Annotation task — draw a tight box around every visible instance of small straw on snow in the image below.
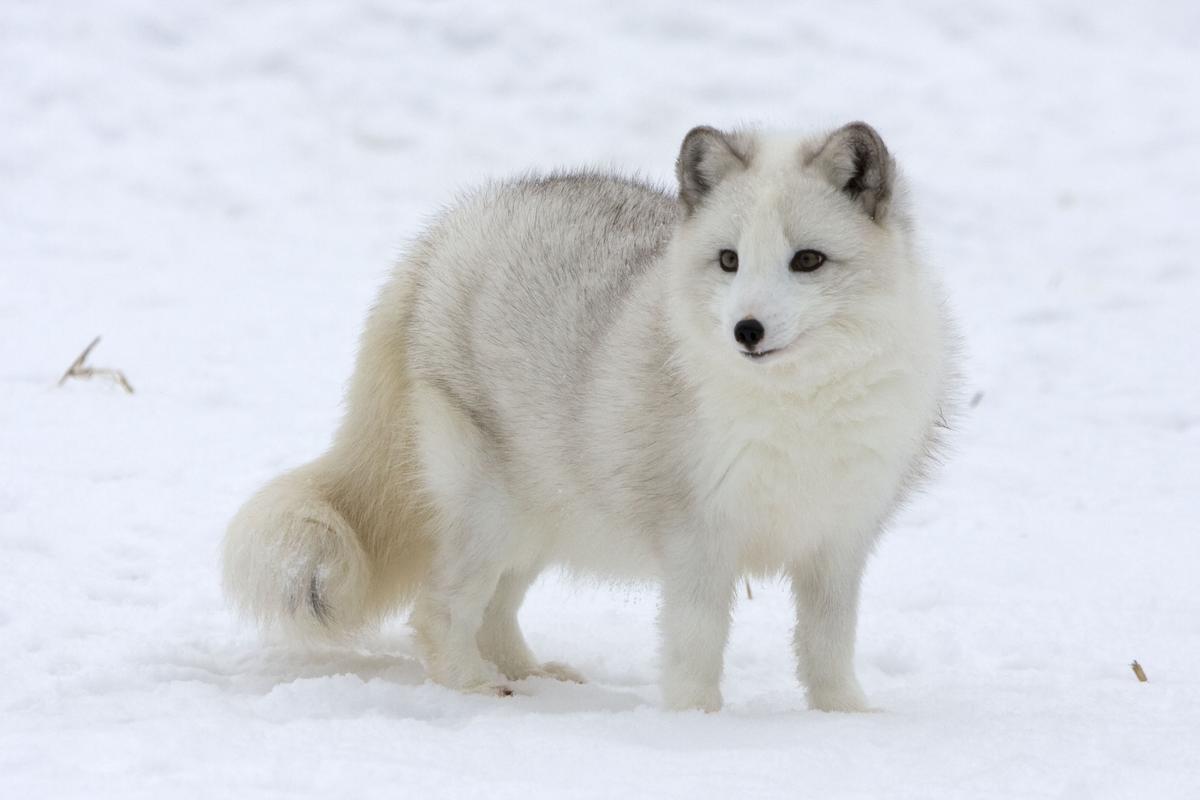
[58,336,134,394]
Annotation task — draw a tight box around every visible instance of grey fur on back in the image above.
[407,174,689,533]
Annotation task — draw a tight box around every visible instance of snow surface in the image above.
[2,1,1199,797]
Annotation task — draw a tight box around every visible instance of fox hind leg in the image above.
[477,567,585,684]
[410,535,512,696]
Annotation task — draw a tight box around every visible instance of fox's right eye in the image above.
[718,249,738,273]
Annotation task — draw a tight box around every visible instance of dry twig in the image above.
[58,336,134,394]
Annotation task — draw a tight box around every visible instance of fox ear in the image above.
[808,122,894,222]
[676,126,751,213]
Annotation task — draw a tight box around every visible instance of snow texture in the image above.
[2,1,1199,797]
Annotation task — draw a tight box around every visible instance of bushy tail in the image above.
[224,258,431,641]
[222,465,379,640]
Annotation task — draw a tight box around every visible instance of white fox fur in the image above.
[223,122,957,712]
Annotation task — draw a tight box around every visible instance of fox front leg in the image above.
[790,544,872,712]
[657,530,737,712]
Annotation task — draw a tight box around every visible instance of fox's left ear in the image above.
[676,126,752,213]
[808,122,895,222]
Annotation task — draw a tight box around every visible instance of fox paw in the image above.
[465,681,517,698]
[530,661,585,683]
[807,682,873,713]
[662,680,723,713]
[499,660,586,684]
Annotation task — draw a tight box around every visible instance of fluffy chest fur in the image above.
[686,347,939,572]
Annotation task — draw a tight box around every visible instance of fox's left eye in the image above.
[718,249,739,272]
[790,250,826,272]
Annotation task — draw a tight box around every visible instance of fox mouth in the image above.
[740,348,779,361]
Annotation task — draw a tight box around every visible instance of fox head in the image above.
[666,122,924,382]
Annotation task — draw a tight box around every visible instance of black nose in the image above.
[733,318,765,348]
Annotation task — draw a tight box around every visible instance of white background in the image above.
[2,1,1198,797]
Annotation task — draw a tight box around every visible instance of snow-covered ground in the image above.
[2,1,1198,796]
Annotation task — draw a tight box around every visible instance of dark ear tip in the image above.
[840,120,882,141]
[680,125,720,150]
[838,121,889,153]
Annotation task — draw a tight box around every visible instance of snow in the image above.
[2,1,1199,796]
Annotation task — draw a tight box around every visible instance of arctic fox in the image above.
[224,122,957,712]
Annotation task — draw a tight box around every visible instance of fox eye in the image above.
[718,249,738,272]
[790,249,826,272]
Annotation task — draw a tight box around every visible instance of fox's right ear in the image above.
[676,126,751,213]
[807,122,895,222]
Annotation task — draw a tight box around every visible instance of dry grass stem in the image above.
[58,336,134,394]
